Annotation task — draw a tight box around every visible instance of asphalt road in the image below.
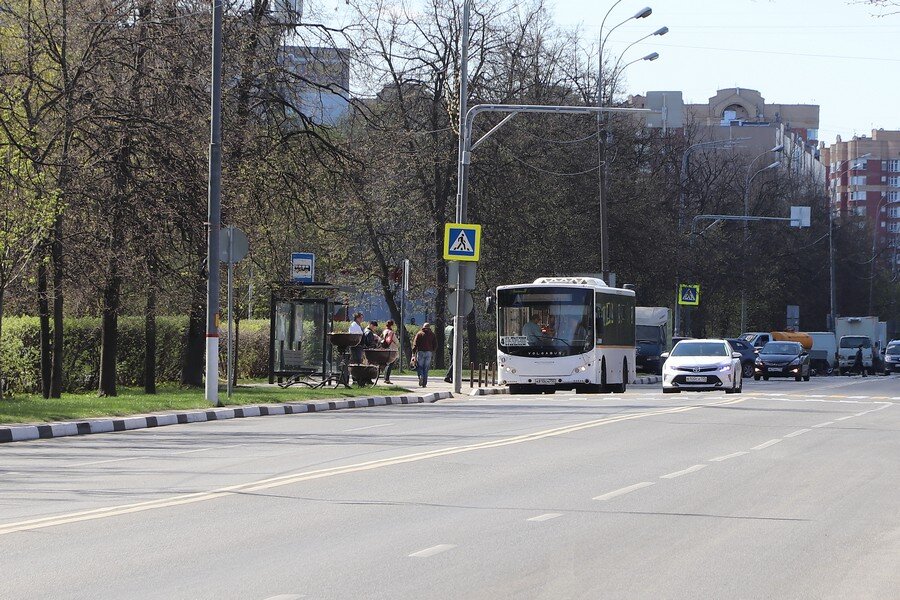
[2,375,899,599]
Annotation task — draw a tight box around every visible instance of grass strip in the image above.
[0,384,413,425]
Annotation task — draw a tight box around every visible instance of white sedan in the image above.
[661,339,743,394]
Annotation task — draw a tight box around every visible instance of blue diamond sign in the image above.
[678,284,700,306]
[443,223,481,262]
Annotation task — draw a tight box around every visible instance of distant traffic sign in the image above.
[678,284,700,306]
[291,252,315,283]
[443,223,482,261]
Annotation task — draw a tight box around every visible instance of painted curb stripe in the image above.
[0,392,451,445]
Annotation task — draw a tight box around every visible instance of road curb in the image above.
[469,387,509,396]
[634,375,662,384]
[0,391,453,444]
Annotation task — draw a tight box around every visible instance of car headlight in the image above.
[755,358,763,365]
[718,363,732,371]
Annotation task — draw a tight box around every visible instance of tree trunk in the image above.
[144,282,157,394]
[0,287,4,394]
[38,263,51,399]
[467,311,478,367]
[181,274,206,387]
[98,273,120,396]
[433,224,448,368]
[49,216,64,398]
[232,315,240,389]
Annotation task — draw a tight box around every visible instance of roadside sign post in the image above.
[291,252,315,283]
[445,223,482,390]
[678,284,700,307]
[219,226,249,399]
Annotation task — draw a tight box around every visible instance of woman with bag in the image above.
[382,320,399,384]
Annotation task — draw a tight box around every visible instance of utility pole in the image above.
[204,0,224,405]
[451,0,472,394]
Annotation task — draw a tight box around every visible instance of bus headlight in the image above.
[504,366,517,374]
[572,362,592,375]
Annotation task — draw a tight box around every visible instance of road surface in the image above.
[2,376,898,599]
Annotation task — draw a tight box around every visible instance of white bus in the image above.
[496,277,636,394]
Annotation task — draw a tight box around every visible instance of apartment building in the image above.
[821,129,900,266]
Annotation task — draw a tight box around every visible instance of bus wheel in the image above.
[612,359,628,393]
[599,359,609,393]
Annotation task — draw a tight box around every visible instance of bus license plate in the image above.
[534,378,557,385]
[685,376,706,383]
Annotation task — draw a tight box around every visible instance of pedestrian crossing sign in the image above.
[443,223,482,262]
[678,284,700,306]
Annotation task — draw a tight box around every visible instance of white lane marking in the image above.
[811,422,833,428]
[708,451,748,462]
[751,439,782,450]
[834,415,854,422]
[409,544,456,558]
[784,429,811,438]
[171,447,213,455]
[526,513,562,522]
[593,481,655,501]
[344,423,395,432]
[847,396,868,399]
[68,457,144,467]
[660,464,706,479]
[4,472,22,476]
[263,595,306,600]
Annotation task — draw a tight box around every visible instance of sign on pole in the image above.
[790,206,811,228]
[291,252,315,283]
[443,223,482,261]
[678,284,701,306]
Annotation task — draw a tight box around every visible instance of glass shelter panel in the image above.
[273,300,330,376]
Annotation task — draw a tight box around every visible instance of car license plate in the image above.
[534,378,557,385]
[768,367,782,372]
[685,376,705,383]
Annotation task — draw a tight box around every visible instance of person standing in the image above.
[363,320,382,349]
[854,345,867,377]
[382,320,399,384]
[444,323,454,383]
[348,312,365,364]
[412,322,436,387]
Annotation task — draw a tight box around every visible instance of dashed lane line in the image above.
[409,544,456,558]
[834,415,854,422]
[527,513,563,522]
[784,429,811,438]
[593,481,655,501]
[751,439,782,450]
[811,422,833,428]
[660,464,707,479]
[708,451,748,462]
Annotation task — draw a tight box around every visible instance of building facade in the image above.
[821,130,900,267]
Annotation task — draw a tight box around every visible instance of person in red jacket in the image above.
[412,322,436,387]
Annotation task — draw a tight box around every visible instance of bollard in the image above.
[478,363,483,387]
[469,363,475,388]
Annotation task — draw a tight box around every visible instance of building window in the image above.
[888,176,900,187]
[889,160,900,172]
[850,175,866,186]
[889,191,900,202]
[851,191,867,201]
[853,159,868,171]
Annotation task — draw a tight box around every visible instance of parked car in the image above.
[726,338,757,378]
[884,342,900,375]
[661,339,743,394]
[754,341,811,381]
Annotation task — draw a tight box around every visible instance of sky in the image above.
[553,0,900,145]
[308,0,899,145]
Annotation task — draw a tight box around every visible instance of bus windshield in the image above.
[497,287,594,357]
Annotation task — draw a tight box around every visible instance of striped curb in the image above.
[469,387,508,396]
[634,375,662,384]
[0,391,452,444]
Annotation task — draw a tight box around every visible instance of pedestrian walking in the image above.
[382,320,399,384]
[348,312,365,364]
[363,320,382,349]
[412,322,436,387]
[854,345,867,377]
[444,323,453,383]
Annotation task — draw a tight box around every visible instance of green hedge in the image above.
[0,316,499,393]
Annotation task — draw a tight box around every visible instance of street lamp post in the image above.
[829,152,870,331]
[204,0,224,405]
[740,159,780,333]
[597,4,654,282]
[868,193,889,315]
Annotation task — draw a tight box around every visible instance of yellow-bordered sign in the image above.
[443,223,482,262]
[678,284,700,306]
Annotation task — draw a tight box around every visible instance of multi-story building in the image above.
[821,130,900,266]
[279,45,351,127]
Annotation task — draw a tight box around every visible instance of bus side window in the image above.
[595,300,604,343]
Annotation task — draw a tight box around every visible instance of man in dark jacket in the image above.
[854,345,867,377]
[412,322,436,387]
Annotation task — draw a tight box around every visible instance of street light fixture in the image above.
[597,4,656,282]
[741,159,781,333]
